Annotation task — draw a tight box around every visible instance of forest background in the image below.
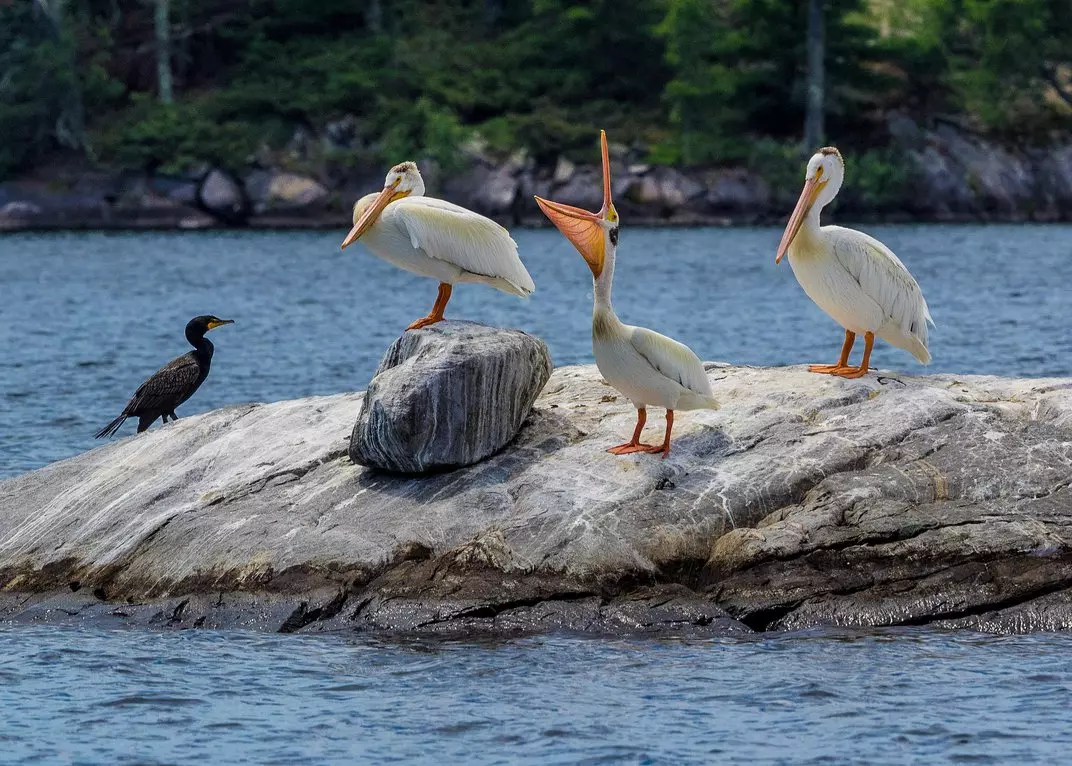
[1,0,1070,223]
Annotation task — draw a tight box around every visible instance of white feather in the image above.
[629,326,716,404]
[790,224,932,364]
[593,310,718,412]
[382,197,535,296]
[784,150,933,366]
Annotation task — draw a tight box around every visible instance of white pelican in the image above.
[340,161,535,330]
[776,146,933,378]
[535,131,718,458]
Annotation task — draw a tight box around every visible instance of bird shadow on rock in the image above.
[669,425,731,463]
[350,407,581,502]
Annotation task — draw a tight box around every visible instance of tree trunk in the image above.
[155,0,173,104]
[484,0,503,27]
[366,0,382,33]
[35,0,87,151]
[804,0,825,149]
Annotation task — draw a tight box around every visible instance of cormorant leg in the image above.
[407,283,453,330]
[137,416,153,433]
[639,410,674,458]
[167,410,179,421]
[809,330,855,374]
[608,408,659,454]
[835,332,874,378]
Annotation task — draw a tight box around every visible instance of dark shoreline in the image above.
[4,211,1071,235]
[4,117,1072,234]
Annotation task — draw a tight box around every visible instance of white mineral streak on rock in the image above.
[349,322,552,473]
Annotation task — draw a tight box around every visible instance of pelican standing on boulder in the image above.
[340,161,535,330]
[535,131,718,458]
[776,147,933,378]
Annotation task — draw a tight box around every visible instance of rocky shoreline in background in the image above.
[3,117,1072,232]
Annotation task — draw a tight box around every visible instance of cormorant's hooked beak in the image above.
[534,130,614,278]
[776,171,826,264]
[206,319,235,331]
[340,179,409,250]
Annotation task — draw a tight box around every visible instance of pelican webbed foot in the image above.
[811,331,874,380]
[808,363,854,375]
[608,442,661,455]
[406,282,453,331]
[830,366,870,379]
[406,315,444,330]
[608,407,655,455]
[807,330,857,376]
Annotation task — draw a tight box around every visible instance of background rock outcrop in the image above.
[1,365,1072,635]
[197,168,248,224]
[349,322,552,473]
[4,119,1072,231]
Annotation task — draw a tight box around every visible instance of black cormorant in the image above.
[95,315,234,438]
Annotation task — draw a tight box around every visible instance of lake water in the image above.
[3,225,1072,763]
[2,625,1072,762]
[1,625,1071,764]
[3,224,1071,479]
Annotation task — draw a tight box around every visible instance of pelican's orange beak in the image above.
[534,130,614,278]
[535,196,606,277]
[776,170,826,264]
[340,179,407,250]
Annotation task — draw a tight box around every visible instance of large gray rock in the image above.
[620,168,703,215]
[197,168,247,223]
[349,322,552,474]
[2,365,1072,635]
[245,171,330,214]
[442,165,520,218]
[0,201,44,230]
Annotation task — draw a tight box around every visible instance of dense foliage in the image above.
[1,0,1069,179]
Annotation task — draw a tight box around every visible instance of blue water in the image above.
[1,626,1070,764]
[2,224,1071,479]
[3,226,1072,763]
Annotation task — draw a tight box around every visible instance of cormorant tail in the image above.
[94,415,127,439]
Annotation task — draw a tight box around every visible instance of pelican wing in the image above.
[628,326,714,399]
[827,225,933,352]
[389,197,535,295]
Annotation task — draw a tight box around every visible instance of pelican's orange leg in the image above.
[833,332,874,379]
[609,408,661,454]
[809,330,855,375]
[407,283,453,330]
[636,409,674,459]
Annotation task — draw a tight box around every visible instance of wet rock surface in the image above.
[1,365,1072,636]
[349,322,552,474]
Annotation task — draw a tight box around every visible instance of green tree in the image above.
[659,0,894,164]
[0,2,79,175]
[2,0,1068,181]
[950,0,1072,130]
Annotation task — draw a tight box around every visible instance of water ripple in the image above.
[4,225,1072,478]
[1,626,1070,764]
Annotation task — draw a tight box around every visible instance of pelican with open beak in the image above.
[340,161,535,330]
[534,131,718,458]
[776,147,934,377]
